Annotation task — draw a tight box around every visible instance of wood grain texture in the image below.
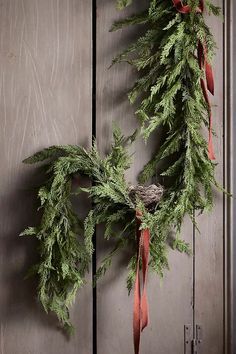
[194,1,225,353]
[96,2,193,353]
[0,1,92,353]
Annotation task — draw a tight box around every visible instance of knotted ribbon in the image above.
[133,210,150,354]
[172,0,215,160]
[172,0,204,13]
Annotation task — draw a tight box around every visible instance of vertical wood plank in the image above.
[0,1,92,353]
[96,2,193,353]
[195,2,224,353]
[231,0,236,349]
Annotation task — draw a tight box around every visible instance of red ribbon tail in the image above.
[198,41,203,69]
[174,0,215,159]
[208,112,215,160]
[205,60,214,95]
[133,264,141,354]
[199,0,204,11]
[140,228,150,331]
[198,41,215,95]
[199,39,216,161]
[133,212,150,354]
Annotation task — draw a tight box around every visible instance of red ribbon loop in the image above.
[172,0,203,14]
[172,0,191,13]
[172,0,215,160]
[133,210,150,354]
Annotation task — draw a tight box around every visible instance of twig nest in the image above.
[128,184,164,212]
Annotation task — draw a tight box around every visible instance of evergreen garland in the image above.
[111,0,222,240]
[21,0,222,334]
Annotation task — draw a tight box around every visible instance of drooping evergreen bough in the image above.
[21,0,221,331]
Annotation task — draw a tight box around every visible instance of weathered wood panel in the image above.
[0,1,92,353]
[96,2,193,353]
[194,1,225,353]
[232,1,236,352]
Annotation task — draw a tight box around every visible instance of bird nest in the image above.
[128,184,164,213]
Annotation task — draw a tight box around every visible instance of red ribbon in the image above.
[133,210,150,354]
[172,0,215,160]
[197,41,215,159]
[172,0,204,13]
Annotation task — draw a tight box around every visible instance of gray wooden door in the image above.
[0,1,92,353]
[0,1,230,354]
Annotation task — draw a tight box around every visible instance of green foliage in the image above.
[21,129,138,331]
[22,126,180,331]
[112,0,221,252]
[116,0,133,10]
[22,147,89,332]
[21,0,222,334]
[173,238,192,255]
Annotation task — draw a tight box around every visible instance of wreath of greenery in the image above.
[20,0,221,335]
